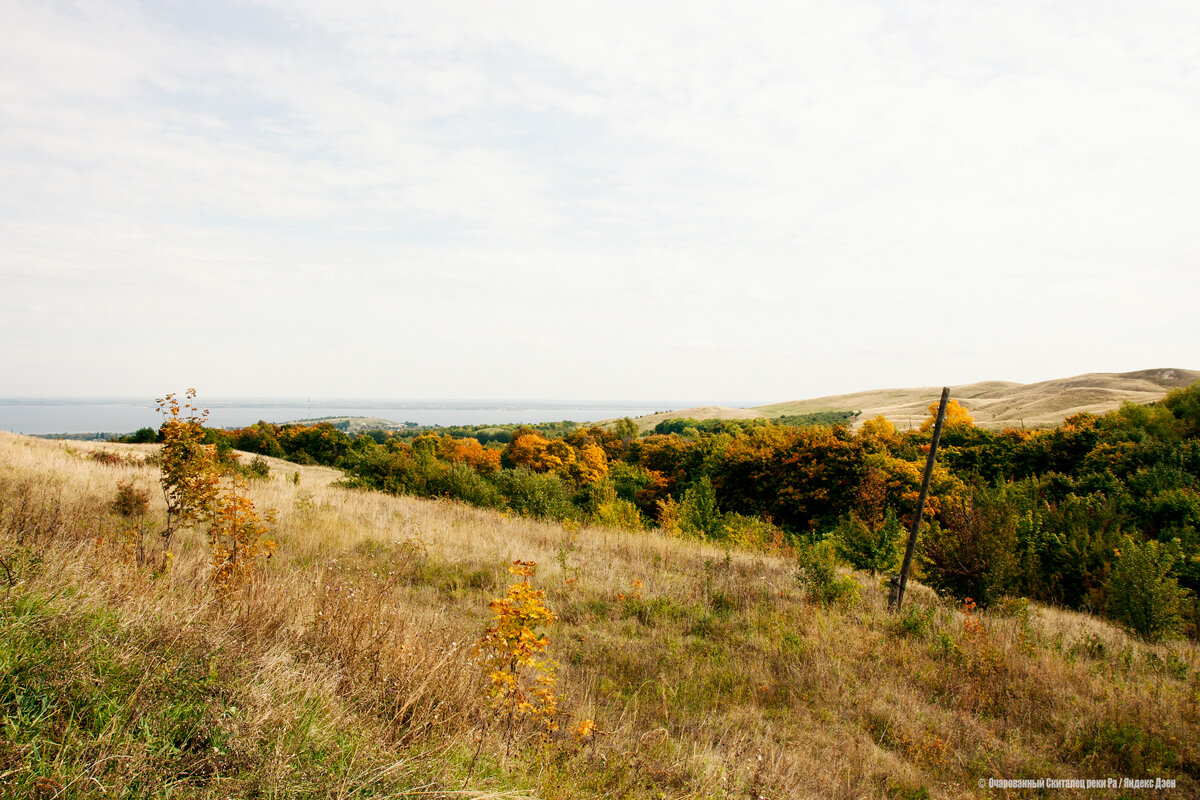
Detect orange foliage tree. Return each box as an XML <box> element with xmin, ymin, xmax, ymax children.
<box><xmin>436</xmin><ymin>435</ymin><xmax>502</xmax><ymax>475</ymax></box>
<box><xmin>207</xmin><ymin>476</ymin><xmax>278</xmax><ymax>593</ymax></box>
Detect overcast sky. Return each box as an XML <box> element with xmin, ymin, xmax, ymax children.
<box><xmin>2</xmin><ymin>0</ymin><xmax>1198</xmax><ymax>402</ymax></box>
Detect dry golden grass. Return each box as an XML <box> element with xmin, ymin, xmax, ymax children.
<box><xmin>2</xmin><ymin>431</ymin><xmax>1199</xmax><ymax>798</ymax></box>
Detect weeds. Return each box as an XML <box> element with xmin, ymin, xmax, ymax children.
<box><xmin>892</xmin><ymin>604</ymin><xmax>935</xmax><ymax>639</ymax></box>
<box><xmin>795</xmin><ymin>539</ymin><xmax>860</xmax><ymax>606</ymax></box>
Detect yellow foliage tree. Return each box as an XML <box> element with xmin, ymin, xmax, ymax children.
<box><xmin>860</xmin><ymin>414</ymin><xmax>897</xmax><ymax>440</ymax></box>
<box><xmin>477</xmin><ymin>561</ymin><xmax>558</xmax><ymax>734</ymax></box>
<box><xmin>571</xmin><ymin>442</ymin><xmax>608</xmax><ymax>485</ymax></box>
<box><xmin>919</xmin><ymin>398</ymin><xmax>974</xmax><ymax>432</ymax></box>
<box><xmin>156</xmin><ymin>390</ymin><xmax>220</xmax><ymax>570</ymax></box>
<box><xmin>505</xmin><ymin>432</ymin><xmax>607</xmax><ymax>486</ymax></box>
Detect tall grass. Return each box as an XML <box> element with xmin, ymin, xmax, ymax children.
<box><xmin>1</xmin><ymin>431</ymin><xmax>1198</xmax><ymax>798</ymax></box>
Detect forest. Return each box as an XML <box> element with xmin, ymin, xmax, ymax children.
<box><xmin>132</xmin><ymin>383</ymin><xmax>1200</xmax><ymax>640</ymax></box>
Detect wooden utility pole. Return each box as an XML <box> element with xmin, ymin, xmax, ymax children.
<box><xmin>890</xmin><ymin>386</ymin><xmax>950</xmax><ymax>611</ymax></box>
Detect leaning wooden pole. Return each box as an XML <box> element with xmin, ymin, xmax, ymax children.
<box><xmin>891</xmin><ymin>386</ymin><xmax>950</xmax><ymax>611</ymax></box>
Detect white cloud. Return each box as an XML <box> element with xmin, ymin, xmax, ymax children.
<box><xmin>1</xmin><ymin>0</ymin><xmax>1198</xmax><ymax>400</ymax></box>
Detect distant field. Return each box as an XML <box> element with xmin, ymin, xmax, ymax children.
<box><xmin>629</xmin><ymin>367</ymin><xmax>1200</xmax><ymax>432</ymax></box>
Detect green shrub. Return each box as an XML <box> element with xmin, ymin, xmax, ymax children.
<box><xmin>1105</xmin><ymin>536</ymin><xmax>1187</xmax><ymax>641</ymax></box>
<box><xmin>892</xmin><ymin>604</ymin><xmax>935</xmax><ymax>639</ymax></box>
<box><xmin>496</xmin><ymin>468</ymin><xmax>576</xmax><ymax>521</ymax></box>
<box><xmin>593</xmin><ymin>494</ymin><xmax>644</xmax><ymax>531</ymax></box>
<box><xmin>795</xmin><ymin>540</ymin><xmax>860</xmax><ymax>606</ymax></box>
<box><xmin>679</xmin><ymin>476</ymin><xmax>723</xmax><ymax>539</ymax></box>
<box><xmin>1068</xmin><ymin>721</ymin><xmax>1178</xmax><ymax>774</ymax></box>
<box><xmin>428</xmin><ymin>462</ymin><xmax>503</xmax><ymax>509</ymax></box>
<box><xmin>833</xmin><ymin>511</ymin><xmax>901</xmax><ymax>576</ymax></box>
<box><xmin>919</xmin><ymin>487</ymin><xmax>1020</xmax><ymax>606</ymax></box>
<box><xmin>577</xmin><ymin>479</ymin><xmax>644</xmax><ymax>530</ymax></box>
<box><xmin>718</xmin><ymin>512</ymin><xmax>784</xmax><ymax>550</ymax></box>
<box><xmin>245</xmin><ymin>456</ymin><xmax>271</xmax><ymax>481</ymax></box>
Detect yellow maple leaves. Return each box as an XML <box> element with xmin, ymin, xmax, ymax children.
<box><xmin>477</xmin><ymin>561</ymin><xmax>559</xmax><ymax>730</ymax></box>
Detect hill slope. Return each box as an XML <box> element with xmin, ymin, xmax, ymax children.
<box><xmin>1</xmin><ymin>431</ymin><xmax>1197</xmax><ymax>798</ymax></box>
<box><xmin>632</xmin><ymin>368</ymin><xmax>1199</xmax><ymax>432</ymax></box>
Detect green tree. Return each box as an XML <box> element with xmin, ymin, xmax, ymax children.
<box><xmin>918</xmin><ymin>486</ymin><xmax>1020</xmax><ymax>606</ymax></box>
<box><xmin>833</xmin><ymin>510</ymin><xmax>902</xmax><ymax>576</ymax></box>
<box><xmin>613</xmin><ymin>416</ymin><xmax>638</xmax><ymax>443</ymax></box>
<box><xmin>679</xmin><ymin>476</ymin><xmax>723</xmax><ymax>539</ymax></box>
<box><xmin>1106</xmin><ymin>537</ymin><xmax>1187</xmax><ymax>641</ymax></box>
<box><xmin>1162</xmin><ymin>380</ymin><xmax>1200</xmax><ymax>438</ymax></box>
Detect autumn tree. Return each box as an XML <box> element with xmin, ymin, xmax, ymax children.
<box><xmin>711</xmin><ymin>425</ymin><xmax>867</xmax><ymax>533</ymax></box>
<box><xmin>437</xmin><ymin>434</ymin><xmax>502</xmax><ymax>474</ymax></box>
<box><xmin>859</xmin><ymin>414</ymin><xmax>897</xmax><ymax>443</ymax></box>
<box><xmin>478</xmin><ymin>561</ymin><xmax>559</xmax><ymax>735</ymax></box>
<box><xmin>208</xmin><ymin>477</ymin><xmax>277</xmax><ymax>593</ymax></box>
<box><xmin>920</xmin><ymin>398</ymin><xmax>974</xmax><ymax>432</ymax></box>
<box><xmin>503</xmin><ymin>431</ymin><xmax>607</xmax><ymax>485</ymax></box>
<box><xmin>156</xmin><ymin>390</ymin><xmax>277</xmax><ymax>590</ymax></box>
<box><xmin>156</xmin><ymin>390</ymin><xmax>220</xmax><ymax>570</ymax></box>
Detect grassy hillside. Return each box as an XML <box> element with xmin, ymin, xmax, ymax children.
<box><xmin>1</xmin><ymin>431</ymin><xmax>1198</xmax><ymax>798</ymax></box>
<box><xmin>629</xmin><ymin>368</ymin><xmax>1200</xmax><ymax>432</ymax></box>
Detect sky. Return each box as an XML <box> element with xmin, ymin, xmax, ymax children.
<box><xmin>2</xmin><ymin>0</ymin><xmax>1198</xmax><ymax>403</ymax></box>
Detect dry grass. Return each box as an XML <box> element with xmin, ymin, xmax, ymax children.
<box><xmin>2</xmin><ymin>431</ymin><xmax>1199</xmax><ymax>798</ymax></box>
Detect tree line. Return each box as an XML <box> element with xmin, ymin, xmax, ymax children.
<box><xmin>124</xmin><ymin>384</ymin><xmax>1200</xmax><ymax>639</ymax></box>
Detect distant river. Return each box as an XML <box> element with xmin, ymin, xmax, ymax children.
<box><xmin>0</xmin><ymin>398</ymin><xmax>752</xmax><ymax>436</ymax></box>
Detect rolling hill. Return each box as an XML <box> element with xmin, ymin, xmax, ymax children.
<box><xmin>629</xmin><ymin>368</ymin><xmax>1200</xmax><ymax>432</ymax></box>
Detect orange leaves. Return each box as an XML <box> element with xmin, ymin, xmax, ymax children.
<box><xmin>505</xmin><ymin>431</ymin><xmax>555</xmax><ymax>472</ymax></box>
<box><xmin>207</xmin><ymin>476</ymin><xmax>278</xmax><ymax>592</ymax></box>
<box><xmin>156</xmin><ymin>390</ymin><xmax>221</xmax><ymax>567</ymax></box>
<box><xmin>436</xmin><ymin>435</ymin><xmax>502</xmax><ymax>474</ymax></box>
<box><xmin>572</xmin><ymin>717</ymin><xmax>596</xmax><ymax>742</ymax></box>
<box><xmin>505</xmin><ymin>431</ymin><xmax>607</xmax><ymax>486</ymax></box>
<box><xmin>477</xmin><ymin>560</ymin><xmax>559</xmax><ymax>730</ymax></box>
<box><xmin>508</xmin><ymin>559</ymin><xmax>538</xmax><ymax>577</ymax></box>
<box><xmin>616</xmin><ymin>579</ymin><xmax>643</xmax><ymax>602</ymax></box>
